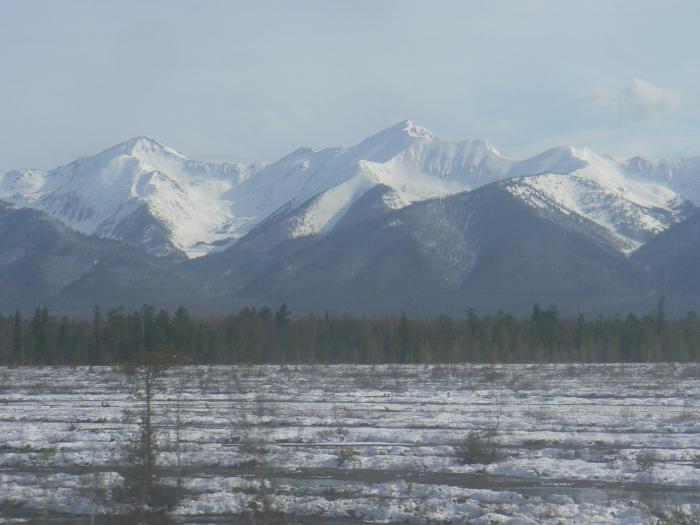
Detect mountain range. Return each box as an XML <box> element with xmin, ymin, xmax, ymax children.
<box><xmin>1</xmin><ymin>121</ymin><xmax>698</xmax><ymax>316</ymax></box>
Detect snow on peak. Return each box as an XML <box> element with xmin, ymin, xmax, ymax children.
<box><xmin>374</xmin><ymin>120</ymin><xmax>436</xmax><ymax>141</ymax></box>
<box><xmin>349</xmin><ymin>120</ymin><xmax>437</xmax><ymax>164</ymax></box>
<box><xmin>362</xmin><ymin>120</ymin><xmax>436</xmax><ymax>144</ymax></box>
<box><xmin>549</xmin><ymin>145</ymin><xmax>589</xmax><ymax>161</ymax></box>
<box><xmin>399</xmin><ymin>120</ymin><xmax>437</xmax><ymax>140</ymax></box>
<box><xmin>469</xmin><ymin>138</ymin><xmax>500</xmax><ymax>156</ymax></box>
<box><xmin>108</xmin><ymin>135</ymin><xmax>189</xmax><ymax>161</ymax></box>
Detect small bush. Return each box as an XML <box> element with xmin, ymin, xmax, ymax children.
<box><xmin>454</xmin><ymin>431</ymin><xmax>499</xmax><ymax>465</ymax></box>
<box><xmin>240</xmin><ymin>443</ymin><xmax>268</xmax><ymax>455</ymax></box>
<box><xmin>656</xmin><ymin>507</ymin><xmax>700</xmax><ymax>525</ymax></box>
<box><xmin>634</xmin><ymin>450</ymin><xmax>658</xmax><ymax>483</ymax></box>
<box><xmin>483</xmin><ymin>366</ymin><xmax>500</xmax><ymax>383</ymax></box>
<box><xmin>336</xmin><ymin>447</ymin><xmax>360</xmax><ymax>467</ymax></box>
<box><xmin>237</xmin><ymin>458</ymin><xmax>261</xmax><ymax>469</ymax></box>
<box><xmin>692</xmin><ymin>454</ymin><xmax>700</xmax><ymax>469</ymax></box>
<box><xmin>636</xmin><ymin>451</ymin><xmax>657</xmax><ymax>473</ymax></box>
<box><xmin>0</xmin><ymin>498</ymin><xmax>23</xmax><ymax>510</ymax></box>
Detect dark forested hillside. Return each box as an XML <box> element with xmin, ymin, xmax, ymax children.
<box><xmin>633</xmin><ymin>211</ymin><xmax>700</xmax><ymax>293</ymax></box>
<box><xmin>0</xmin><ymin>203</ymin><xmax>205</xmax><ymax>314</ymax></box>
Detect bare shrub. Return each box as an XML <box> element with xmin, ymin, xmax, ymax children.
<box><xmin>454</xmin><ymin>430</ymin><xmax>499</xmax><ymax>465</ymax></box>
<box><xmin>635</xmin><ymin>450</ymin><xmax>658</xmax><ymax>482</ymax></box>
<box><xmin>336</xmin><ymin>447</ymin><xmax>360</xmax><ymax>467</ymax></box>
<box><xmin>526</xmin><ymin>407</ymin><xmax>551</xmax><ymax>421</ymax></box>
<box><xmin>655</xmin><ymin>506</ymin><xmax>700</xmax><ymax>525</ymax></box>
<box><xmin>247</xmin><ymin>480</ymin><xmax>282</xmax><ymax>520</ymax></box>
<box><xmin>482</xmin><ymin>366</ymin><xmax>500</xmax><ymax>384</ymax></box>
<box><xmin>664</xmin><ymin>411</ymin><xmax>696</xmax><ymax>424</ymax></box>
<box><xmin>565</xmin><ymin>364</ymin><xmax>581</xmax><ymax>378</ymax></box>
<box><xmin>237</xmin><ymin>442</ymin><xmax>268</xmax><ymax>469</ymax></box>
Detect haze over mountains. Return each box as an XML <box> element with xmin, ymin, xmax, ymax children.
<box><xmin>1</xmin><ymin>121</ymin><xmax>699</xmax><ymax>315</ymax></box>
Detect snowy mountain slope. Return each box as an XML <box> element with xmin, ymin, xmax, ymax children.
<box><xmin>502</xmin><ymin>148</ymin><xmax>691</xmax><ymax>253</ymax></box>
<box><xmin>622</xmin><ymin>156</ymin><xmax>700</xmax><ymax>205</ymax></box>
<box><xmin>220</xmin><ymin>121</ymin><xmax>502</xmax><ymax>242</ymax></box>
<box><xmin>215</xmin><ymin>122</ymin><xmax>631</xmax><ymax>251</ymax></box>
<box><xmin>235</xmin><ymin>125</ymin><xmax>695</xmax><ymax>256</ymax></box>
<box><xmin>1</xmin><ymin>122</ymin><xmax>515</xmax><ymax>257</ymax></box>
<box><xmin>0</xmin><ymin>137</ymin><xmax>258</xmax><ymax>257</ymax></box>
<box><xmin>1</xmin><ymin>121</ymin><xmax>698</xmax><ymax>260</ymax></box>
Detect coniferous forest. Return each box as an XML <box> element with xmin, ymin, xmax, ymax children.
<box><xmin>1</xmin><ymin>299</ymin><xmax>699</xmax><ymax>365</ymax></box>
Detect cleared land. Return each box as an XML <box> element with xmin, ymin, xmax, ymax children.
<box><xmin>1</xmin><ymin>364</ymin><xmax>699</xmax><ymax>523</ymax></box>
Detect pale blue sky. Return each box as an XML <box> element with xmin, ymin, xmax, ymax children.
<box><xmin>1</xmin><ymin>0</ymin><xmax>698</xmax><ymax>169</ymax></box>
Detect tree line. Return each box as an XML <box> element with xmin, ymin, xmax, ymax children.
<box><xmin>0</xmin><ymin>299</ymin><xmax>698</xmax><ymax>365</ymax></box>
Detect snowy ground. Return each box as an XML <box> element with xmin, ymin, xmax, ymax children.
<box><xmin>1</xmin><ymin>363</ymin><xmax>699</xmax><ymax>523</ymax></box>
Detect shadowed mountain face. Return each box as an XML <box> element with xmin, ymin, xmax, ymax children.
<box><xmin>632</xmin><ymin>211</ymin><xmax>700</xmax><ymax>295</ymax></box>
<box><xmin>0</xmin><ymin>203</ymin><xmax>203</xmax><ymax>314</ymax></box>
<box><xmin>199</xmin><ymin>183</ymin><xmax>645</xmax><ymax>316</ymax></box>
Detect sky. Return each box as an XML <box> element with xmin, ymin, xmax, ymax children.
<box><xmin>1</xmin><ymin>0</ymin><xmax>699</xmax><ymax>169</ymax></box>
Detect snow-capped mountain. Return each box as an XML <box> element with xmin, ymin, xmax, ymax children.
<box><xmin>502</xmin><ymin>147</ymin><xmax>691</xmax><ymax>253</ymax></box>
<box><xmin>0</xmin><ymin>137</ymin><xmax>258</xmax><ymax>257</ymax></box>
<box><xmin>622</xmin><ymin>156</ymin><xmax>700</xmax><ymax>205</ymax></box>
<box><xmin>224</xmin><ymin>120</ymin><xmax>509</xmax><ymax>244</ymax></box>
<box><xmin>252</xmin><ymin>135</ymin><xmax>694</xmax><ymax>256</ymax></box>
<box><xmin>0</xmin><ymin>121</ymin><xmax>697</xmax><ymax>259</ymax></box>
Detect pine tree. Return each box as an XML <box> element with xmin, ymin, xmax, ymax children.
<box><xmin>91</xmin><ymin>305</ymin><xmax>103</xmax><ymax>365</ymax></box>
<box><xmin>172</xmin><ymin>306</ymin><xmax>192</xmax><ymax>352</ymax></box>
<box><xmin>397</xmin><ymin>313</ymin><xmax>412</xmax><ymax>363</ymax></box>
<box><xmin>12</xmin><ymin>309</ymin><xmax>23</xmax><ymax>364</ymax></box>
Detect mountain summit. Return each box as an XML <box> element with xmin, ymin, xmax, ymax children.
<box><xmin>370</xmin><ymin>119</ymin><xmax>437</xmax><ymax>141</ymax></box>
<box><xmin>106</xmin><ymin>135</ymin><xmax>189</xmax><ymax>161</ymax></box>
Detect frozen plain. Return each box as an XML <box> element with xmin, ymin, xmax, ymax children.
<box><xmin>1</xmin><ymin>363</ymin><xmax>699</xmax><ymax>524</ymax></box>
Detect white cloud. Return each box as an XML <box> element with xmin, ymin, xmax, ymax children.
<box><xmin>586</xmin><ymin>78</ymin><xmax>681</xmax><ymax>120</ymax></box>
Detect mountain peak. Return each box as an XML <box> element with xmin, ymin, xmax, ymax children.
<box><xmin>362</xmin><ymin>120</ymin><xmax>436</xmax><ymax>144</ymax></box>
<box><xmin>550</xmin><ymin>145</ymin><xmax>596</xmax><ymax>161</ymax></box>
<box><xmin>468</xmin><ymin>138</ymin><xmax>501</xmax><ymax>156</ymax></box>
<box><xmin>393</xmin><ymin>120</ymin><xmax>437</xmax><ymax>140</ymax></box>
<box><xmin>110</xmin><ymin>135</ymin><xmax>188</xmax><ymax>161</ymax></box>
<box><xmin>350</xmin><ymin>120</ymin><xmax>437</xmax><ymax>162</ymax></box>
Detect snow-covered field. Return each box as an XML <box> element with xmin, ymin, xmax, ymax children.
<box><xmin>1</xmin><ymin>364</ymin><xmax>699</xmax><ymax>523</ymax></box>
